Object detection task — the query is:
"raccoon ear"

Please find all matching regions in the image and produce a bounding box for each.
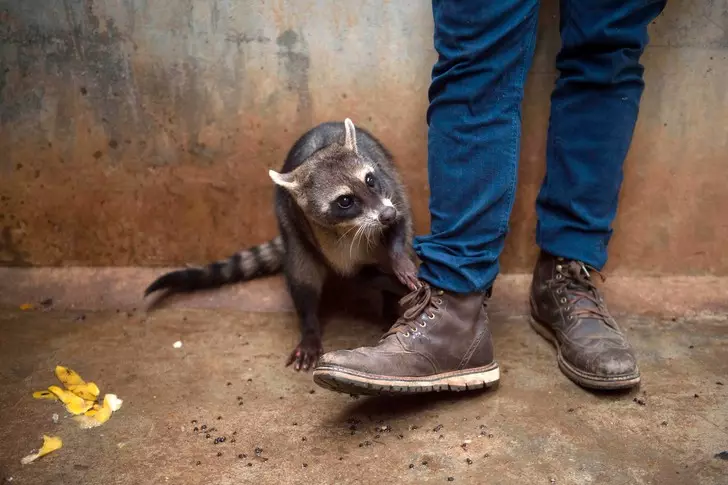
[268,170,298,191]
[344,118,358,154]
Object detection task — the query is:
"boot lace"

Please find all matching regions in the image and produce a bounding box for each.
[382,284,444,338]
[552,260,617,329]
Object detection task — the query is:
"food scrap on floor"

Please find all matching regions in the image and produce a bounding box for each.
[20,436,62,465]
[32,366,123,428]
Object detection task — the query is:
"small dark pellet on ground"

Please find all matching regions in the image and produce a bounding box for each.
[484,453,490,458]
[689,345,694,349]
[205,434,211,439]
[191,420,197,424]
[448,477,455,482]
[196,461,201,466]
[475,416,481,420]
[398,434,404,439]
[238,454,244,459]
[303,463,308,468]
[247,463,253,467]
[466,458,473,465]
[238,402,244,406]
[410,425,419,431]
[255,447,263,456]
[302,437,307,442]
[694,394,699,398]
[201,425,207,430]
[237,396,243,400]
[193,427,198,432]
[433,424,443,432]
[247,378,253,382]
[633,398,646,406]
[76,314,86,321]
[567,408,575,413]
[217,416,222,420]
[216,452,222,457]
[309,390,315,394]
[293,422,298,426]
[439,435,444,439]
[233,431,237,435]
[717,381,724,386]
[374,434,380,439]
[231,439,236,443]
[661,421,668,426]
[226,382,232,386]
[408,463,415,469]
[422,460,428,466]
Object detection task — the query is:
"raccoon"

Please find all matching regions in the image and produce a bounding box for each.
[144,119,418,371]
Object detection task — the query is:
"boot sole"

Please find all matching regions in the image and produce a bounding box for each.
[312,362,500,396]
[529,316,640,390]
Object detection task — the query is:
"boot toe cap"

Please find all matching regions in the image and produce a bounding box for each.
[590,348,638,377]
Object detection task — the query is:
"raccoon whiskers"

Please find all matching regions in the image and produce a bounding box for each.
[349,224,368,258]
[363,220,380,250]
[337,224,359,244]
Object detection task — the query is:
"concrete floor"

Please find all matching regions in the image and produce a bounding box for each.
[0,303,726,485]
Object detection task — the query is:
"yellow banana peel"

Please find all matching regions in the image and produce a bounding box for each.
[68,382,100,401]
[55,365,86,388]
[32,390,58,400]
[21,435,62,465]
[74,394,123,429]
[47,385,94,415]
[32,365,122,429]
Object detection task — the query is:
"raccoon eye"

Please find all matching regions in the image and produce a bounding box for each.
[365,173,376,188]
[336,195,354,209]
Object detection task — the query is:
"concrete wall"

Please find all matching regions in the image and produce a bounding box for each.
[1,0,726,275]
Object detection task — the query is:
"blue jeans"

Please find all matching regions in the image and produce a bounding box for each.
[413,0,667,293]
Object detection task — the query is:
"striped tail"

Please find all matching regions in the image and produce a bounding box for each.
[144,237,285,296]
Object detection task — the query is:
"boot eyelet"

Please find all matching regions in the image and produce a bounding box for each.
[403,332,410,337]
[556,265,562,271]
[419,321,427,328]
[556,274,563,280]
[426,312,435,319]
[434,298,442,305]
[556,288,562,294]
[560,297,567,304]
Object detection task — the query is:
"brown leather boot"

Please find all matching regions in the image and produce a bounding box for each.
[313,284,499,395]
[530,251,640,390]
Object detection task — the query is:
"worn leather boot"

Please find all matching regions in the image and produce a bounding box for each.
[313,284,499,395]
[530,251,640,390]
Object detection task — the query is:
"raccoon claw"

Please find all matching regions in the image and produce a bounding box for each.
[393,258,420,291]
[285,339,323,372]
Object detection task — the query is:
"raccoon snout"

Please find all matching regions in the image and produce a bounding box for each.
[378,206,397,226]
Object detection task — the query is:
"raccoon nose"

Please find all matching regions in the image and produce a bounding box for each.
[378,206,397,225]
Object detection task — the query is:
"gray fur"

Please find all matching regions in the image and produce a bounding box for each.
[146,119,416,371]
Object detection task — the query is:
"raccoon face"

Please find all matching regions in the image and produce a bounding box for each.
[269,119,399,233]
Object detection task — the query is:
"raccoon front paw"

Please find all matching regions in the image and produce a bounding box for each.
[392,257,420,291]
[285,337,323,372]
